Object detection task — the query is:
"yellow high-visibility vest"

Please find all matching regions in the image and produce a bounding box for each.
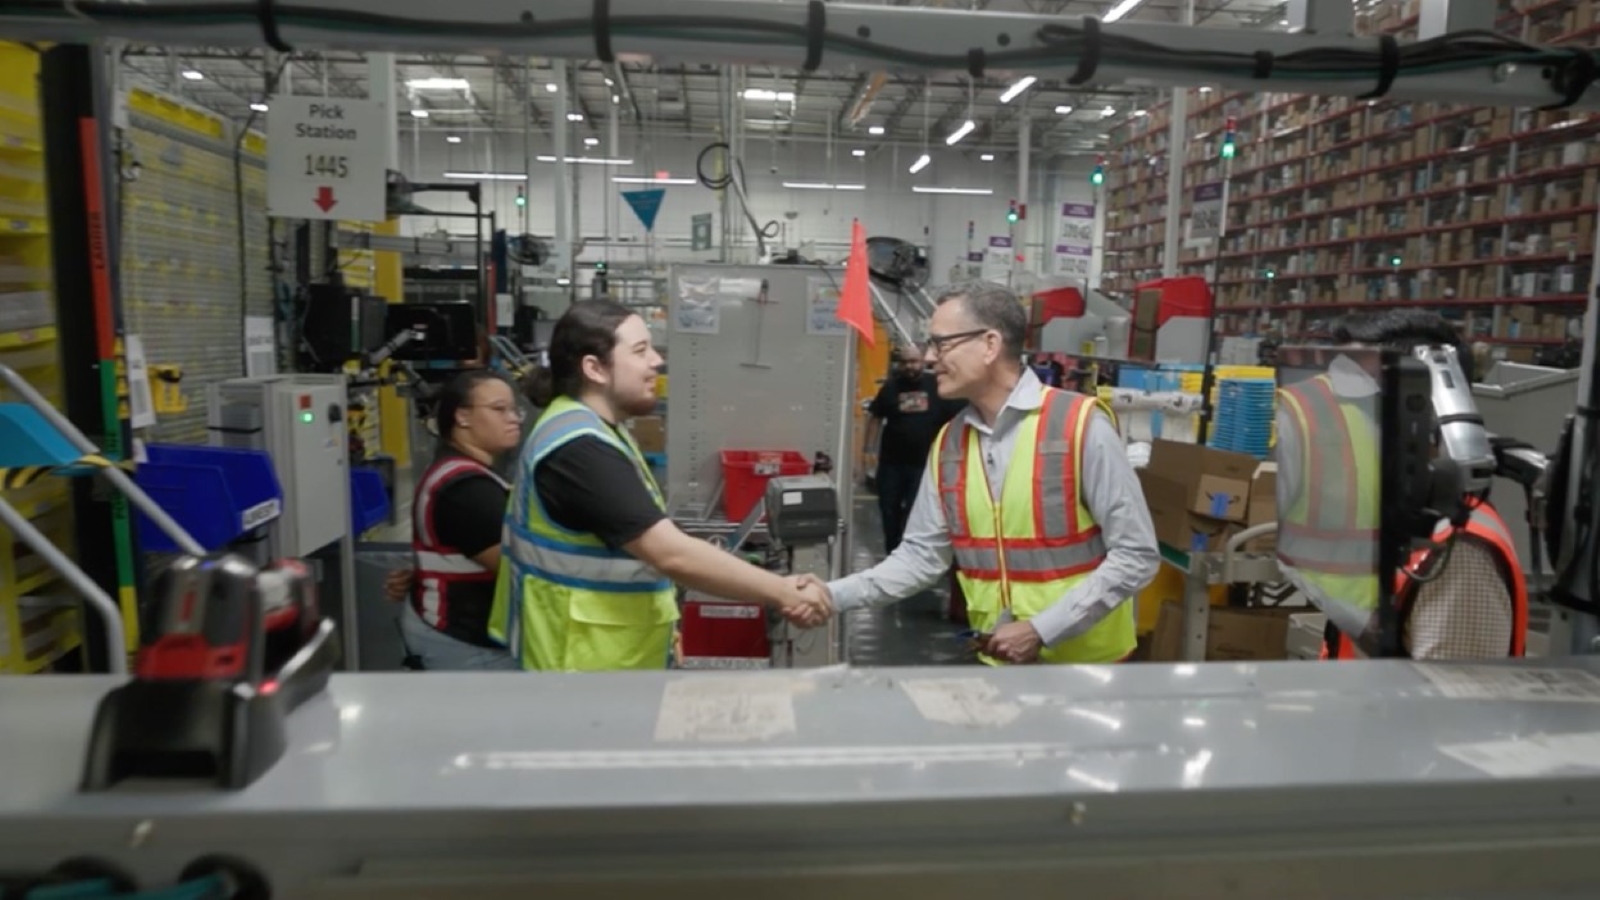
[930,388,1135,665]
[1276,373,1381,637]
[487,396,678,671]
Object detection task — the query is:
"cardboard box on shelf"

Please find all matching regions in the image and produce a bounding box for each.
[629,415,666,454]
[1148,600,1299,662]
[1139,441,1262,553]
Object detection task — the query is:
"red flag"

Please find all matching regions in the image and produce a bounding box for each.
[837,219,876,347]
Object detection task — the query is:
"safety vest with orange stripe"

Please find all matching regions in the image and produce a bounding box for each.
[1322,497,1528,659]
[930,387,1135,665]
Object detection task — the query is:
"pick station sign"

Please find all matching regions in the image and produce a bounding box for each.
[266,95,385,222]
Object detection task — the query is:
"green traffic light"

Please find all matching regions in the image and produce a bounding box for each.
[1390,255,1403,267]
[1006,211,1019,224]
[1091,170,1104,186]
[1221,141,1236,159]
[300,411,314,424]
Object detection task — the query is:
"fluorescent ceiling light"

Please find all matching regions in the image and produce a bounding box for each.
[912,186,995,195]
[868,125,885,135]
[181,69,204,81]
[545,83,559,93]
[1055,105,1074,115]
[613,176,697,185]
[909,153,931,174]
[1279,18,1290,24]
[583,136,600,146]
[1101,105,1116,117]
[446,135,462,144]
[535,156,633,165]
[1103,0,1146,22]
[443,172,527,181]
[406,77,470,91]
[1132,109,1148,117]
[946,119,976,145]
[249,102,269,113]
[743,88,795,102]
[1199,86,1214,93]
[604,77,615,86]
[410,109,430,119]
[783,182,865,191]
[567,112,585,122]
[980,153,995,161]
[612,94,620,104]
[557,277,572,286]
[999,76,1036,104]
[851,148,866,157]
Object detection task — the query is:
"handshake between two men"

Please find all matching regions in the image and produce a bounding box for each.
[773,573,834,629]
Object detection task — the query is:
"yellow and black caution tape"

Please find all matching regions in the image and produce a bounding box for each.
[0,454,132,490]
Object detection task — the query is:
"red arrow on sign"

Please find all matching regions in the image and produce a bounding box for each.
[314,186,338,213]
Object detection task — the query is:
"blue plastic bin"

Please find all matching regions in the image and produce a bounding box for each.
[134,445,283,553]
[350,466,391,536]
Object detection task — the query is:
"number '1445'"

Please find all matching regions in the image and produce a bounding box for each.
[305,155,349,178]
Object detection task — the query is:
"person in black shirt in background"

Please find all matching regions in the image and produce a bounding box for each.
[865,342,966,553]
[385,370,523,670]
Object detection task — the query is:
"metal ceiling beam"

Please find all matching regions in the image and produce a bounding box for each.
[878,79,926,142]
[490,57,547,128]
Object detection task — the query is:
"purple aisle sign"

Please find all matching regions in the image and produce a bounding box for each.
[1190,182,1225,241]
[1056,202,1096,278]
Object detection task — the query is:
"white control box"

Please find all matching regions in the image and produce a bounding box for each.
[208,375,350,559]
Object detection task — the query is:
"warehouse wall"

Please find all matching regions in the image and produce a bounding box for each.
[399,131,1098,282]
[119,88,273,444]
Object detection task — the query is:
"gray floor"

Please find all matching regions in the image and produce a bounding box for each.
[842,491,975,668]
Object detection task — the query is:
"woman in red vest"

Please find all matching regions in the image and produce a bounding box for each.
[388,371,526,670]
[1319,310,1528,659]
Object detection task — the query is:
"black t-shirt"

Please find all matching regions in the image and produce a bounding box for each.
[535,429,667,550]
[870,372,966,467]
[426,453,509,647]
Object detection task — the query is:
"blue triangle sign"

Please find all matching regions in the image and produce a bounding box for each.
[621,188,666,232]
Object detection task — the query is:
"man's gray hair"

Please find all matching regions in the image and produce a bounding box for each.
[933,280,1028,359]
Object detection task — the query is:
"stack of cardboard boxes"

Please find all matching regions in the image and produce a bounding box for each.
[1137,440,1276,555]
[1137,440,1295,662]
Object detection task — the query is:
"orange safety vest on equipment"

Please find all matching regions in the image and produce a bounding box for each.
[1322,497,1528,659]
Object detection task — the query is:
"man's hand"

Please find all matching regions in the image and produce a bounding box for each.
[984,620,1043,664]
[777,574,833,628]
[384,567,415,603]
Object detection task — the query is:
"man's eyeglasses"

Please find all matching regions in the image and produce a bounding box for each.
[924,329,990,358]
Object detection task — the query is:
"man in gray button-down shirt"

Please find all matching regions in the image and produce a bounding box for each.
[800,282,1159,663]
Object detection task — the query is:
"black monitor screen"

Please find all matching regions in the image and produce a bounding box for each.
[1274,344,1386,650]
[386,301,479,361]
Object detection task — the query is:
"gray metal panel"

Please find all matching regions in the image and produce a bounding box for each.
[121,109,270,445]
[1473,363,1579,575]
[9,662,1600,896]
[664,264,853,515]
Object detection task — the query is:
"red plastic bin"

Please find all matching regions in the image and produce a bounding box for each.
[720,450,811,521]
[679,600,771,661]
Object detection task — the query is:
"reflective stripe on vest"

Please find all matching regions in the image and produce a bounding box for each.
[1277,376,1380,576]
[488,396,677,671]
[1325,498,1529,660]
[411,456,505,629]
[930,388,1134,665]
[936,390,1107,582]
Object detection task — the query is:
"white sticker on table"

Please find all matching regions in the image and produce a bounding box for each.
[899,677,1021,728]
[1440,731,1600,778]
[1414,665,1600,703]
[655,677,797,743]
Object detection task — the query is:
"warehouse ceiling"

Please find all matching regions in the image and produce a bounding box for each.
[117,0,1291,159]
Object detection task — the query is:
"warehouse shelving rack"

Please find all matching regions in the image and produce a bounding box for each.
[1103,0,1600,362]
[0,41,85,673]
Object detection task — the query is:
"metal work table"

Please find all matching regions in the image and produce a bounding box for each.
[8,661,1600,898]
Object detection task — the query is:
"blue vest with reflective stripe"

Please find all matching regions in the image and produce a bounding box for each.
[487,396,678,671]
